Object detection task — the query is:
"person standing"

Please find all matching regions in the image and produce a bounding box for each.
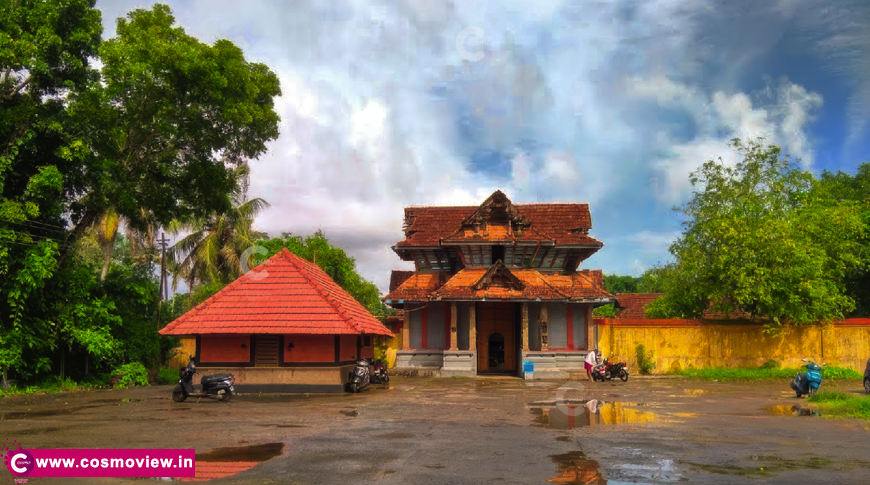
[585,349,599,381]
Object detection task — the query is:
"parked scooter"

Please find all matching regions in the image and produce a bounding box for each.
[367,358,389,384]
[591,357,630,382]
[347,360,371,393]
[790,358,825,397]
[172,356,235,403]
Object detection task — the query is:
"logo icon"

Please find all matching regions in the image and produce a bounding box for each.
[4,439,34,478]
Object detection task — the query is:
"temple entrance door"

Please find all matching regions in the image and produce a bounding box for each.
[476,302,516,373]
[488,333,505,371]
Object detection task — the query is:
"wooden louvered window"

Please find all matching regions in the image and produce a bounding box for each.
[532,247,548,267]
[254,335,279,367]
[462,246,492,266]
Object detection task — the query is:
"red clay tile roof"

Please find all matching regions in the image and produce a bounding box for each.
[613,293,751,320]
[384,272,449,301]
[159,249,392,336]
[614,293,665,318]
[385,267,612,302]
[389,270,415,292]
[396,204,603,247]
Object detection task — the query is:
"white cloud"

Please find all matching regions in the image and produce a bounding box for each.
[646,79,823,204]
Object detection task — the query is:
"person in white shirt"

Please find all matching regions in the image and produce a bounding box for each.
[585,349,599,381]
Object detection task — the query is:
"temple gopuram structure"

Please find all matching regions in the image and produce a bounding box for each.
[384,190,614,379]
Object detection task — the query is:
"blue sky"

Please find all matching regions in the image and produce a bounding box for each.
[98,1,870,292]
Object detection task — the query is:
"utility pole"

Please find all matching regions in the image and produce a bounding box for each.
[157,233,169,328]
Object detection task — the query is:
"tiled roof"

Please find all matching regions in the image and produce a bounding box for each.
[159,249,392,336]
[385,267,612,302]
[383,272,449,301]
[613,293,752,320]
[396,203,603,247]
[614,293,665,318]
[389,270,415,292]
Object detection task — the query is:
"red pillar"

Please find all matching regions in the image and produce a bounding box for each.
[421,306,429,349]
[567,304,575,350]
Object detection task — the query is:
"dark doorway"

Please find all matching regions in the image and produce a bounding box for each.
[488,333,505,371]
[492,245,505,264]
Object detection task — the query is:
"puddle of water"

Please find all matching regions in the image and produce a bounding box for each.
[683,389,710,396]
[548,451,607,484]
[530,401,658,429]
[195,442,284,462]
[763,405,820,417]
[0,406,99,420]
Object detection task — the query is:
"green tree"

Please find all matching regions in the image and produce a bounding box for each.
[256,232,392,319]
[63,3,281,259]
[648,138,865,331]
[169,166,269,288]
[812,163,870,317]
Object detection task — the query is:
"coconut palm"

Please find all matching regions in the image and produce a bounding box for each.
[169,166,270,289]
[93,206,159,281]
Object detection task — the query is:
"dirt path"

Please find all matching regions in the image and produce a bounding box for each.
[1,377,868,484]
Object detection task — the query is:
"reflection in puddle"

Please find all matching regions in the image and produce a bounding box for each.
[0,406,100,420]
[178,443,284,482]
[764,405,820,417]
[530,401,657,429]
[548,451,607,484]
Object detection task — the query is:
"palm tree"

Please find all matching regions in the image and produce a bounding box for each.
[93,206,159,281]
[169,166,270,289]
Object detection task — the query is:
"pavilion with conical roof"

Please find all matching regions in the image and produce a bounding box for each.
[160,249,392,393]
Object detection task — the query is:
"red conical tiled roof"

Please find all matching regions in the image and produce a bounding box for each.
[159,249,392,336]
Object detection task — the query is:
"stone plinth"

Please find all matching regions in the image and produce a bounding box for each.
[440,350,477,378]
[393,350,444,377]
[522,351,590,379]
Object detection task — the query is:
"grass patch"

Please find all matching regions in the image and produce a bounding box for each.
[157,368,179,385]
[672,366,861,381]
[0,376,104,399]
[806,391,870,420]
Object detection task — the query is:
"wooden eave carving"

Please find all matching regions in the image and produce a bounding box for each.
[473,260,525,291]
[461,190,531,229]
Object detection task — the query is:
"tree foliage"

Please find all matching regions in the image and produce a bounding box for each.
[649,138,865,330]
[255,232,392,320]
[0,2,281,384]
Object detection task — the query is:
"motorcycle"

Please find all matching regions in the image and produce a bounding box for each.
[790,358,825,397]
[172,356,235,403]
[347,360,371,393]
[592,357,630,382]
[367,358,389,384]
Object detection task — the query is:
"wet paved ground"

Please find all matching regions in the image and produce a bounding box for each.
[1,376,869,484]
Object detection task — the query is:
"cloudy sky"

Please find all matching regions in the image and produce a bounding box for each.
[98,0,870,293]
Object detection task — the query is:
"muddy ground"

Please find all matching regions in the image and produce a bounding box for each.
[1,376,869,484]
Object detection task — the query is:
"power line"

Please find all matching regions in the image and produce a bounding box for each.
[0,216,66,231]
[0,226,69,245]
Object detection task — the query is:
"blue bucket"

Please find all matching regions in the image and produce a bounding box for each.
[523,361,535,374]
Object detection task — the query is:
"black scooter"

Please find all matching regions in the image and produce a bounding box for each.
[172,356,235,403]
[347,360,371,393]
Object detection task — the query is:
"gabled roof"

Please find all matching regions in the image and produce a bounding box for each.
[613,293,751,320]
[159,249,392,336]
[396,190,603,247]
[385,267,612,302]
[389,270,415,292]
[614,293,665,318]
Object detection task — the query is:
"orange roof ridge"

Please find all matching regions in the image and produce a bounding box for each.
[281,249,365,334]
[159,256,274,334]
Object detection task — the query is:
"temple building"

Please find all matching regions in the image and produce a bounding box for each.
[384,190,614,379]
